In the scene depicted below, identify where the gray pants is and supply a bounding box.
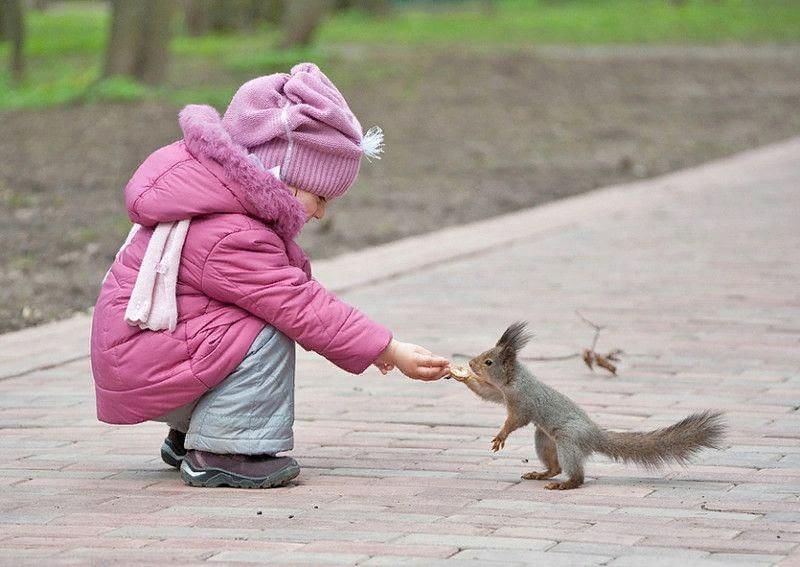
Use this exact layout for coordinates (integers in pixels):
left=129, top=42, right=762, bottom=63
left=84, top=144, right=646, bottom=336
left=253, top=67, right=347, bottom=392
left=155, top=325, right=295, bottom=455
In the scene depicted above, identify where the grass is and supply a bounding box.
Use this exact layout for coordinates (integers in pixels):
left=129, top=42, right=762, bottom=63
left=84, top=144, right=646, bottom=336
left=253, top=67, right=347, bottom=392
left=1, top=0, right=799, bottom=111
left=323, top=0, right=800, bottom=45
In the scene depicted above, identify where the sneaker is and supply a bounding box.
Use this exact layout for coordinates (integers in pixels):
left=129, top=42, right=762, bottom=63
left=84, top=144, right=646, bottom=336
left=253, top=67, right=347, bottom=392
left=180, top=450, right=300, bottom=489
left=160, top=429, right=187, bottom=469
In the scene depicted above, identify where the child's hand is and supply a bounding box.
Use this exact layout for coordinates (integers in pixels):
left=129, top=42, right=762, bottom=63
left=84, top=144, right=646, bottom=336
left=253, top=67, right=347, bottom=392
left=375, top=340, right=450, bottom=381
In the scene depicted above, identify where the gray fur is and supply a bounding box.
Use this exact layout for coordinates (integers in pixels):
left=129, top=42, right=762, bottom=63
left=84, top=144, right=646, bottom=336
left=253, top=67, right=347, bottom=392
left=461, top=375, right=505, bottom=405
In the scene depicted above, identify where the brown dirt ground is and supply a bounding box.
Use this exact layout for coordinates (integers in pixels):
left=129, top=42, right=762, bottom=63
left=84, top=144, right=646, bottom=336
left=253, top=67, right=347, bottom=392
left=2, top=45, right=799, bottom=333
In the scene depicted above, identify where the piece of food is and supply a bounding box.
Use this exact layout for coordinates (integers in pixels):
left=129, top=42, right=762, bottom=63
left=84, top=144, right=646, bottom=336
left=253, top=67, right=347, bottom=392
left=449, top=365, right=471, bottom=380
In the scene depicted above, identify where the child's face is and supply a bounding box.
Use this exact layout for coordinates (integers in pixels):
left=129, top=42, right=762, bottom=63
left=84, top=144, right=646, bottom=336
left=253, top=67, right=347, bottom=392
left=291, top=187, right=328, bottom=222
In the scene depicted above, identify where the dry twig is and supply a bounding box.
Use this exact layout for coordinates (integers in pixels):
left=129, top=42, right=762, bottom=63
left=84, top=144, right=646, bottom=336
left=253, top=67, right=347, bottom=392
left=573, top=310, right=621, bottom=375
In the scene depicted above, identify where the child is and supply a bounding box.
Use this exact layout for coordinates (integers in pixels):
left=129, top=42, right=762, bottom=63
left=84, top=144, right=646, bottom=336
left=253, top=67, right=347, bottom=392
left=90, top=63, right=451, bottom=489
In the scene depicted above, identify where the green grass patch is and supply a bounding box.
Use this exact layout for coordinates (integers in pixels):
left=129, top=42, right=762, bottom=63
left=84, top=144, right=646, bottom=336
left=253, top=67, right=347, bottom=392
left=1, top=0, right=799, bottom=111
left=17, top=4, right=107, bottom=57
left=163, top=86, right=235, bottom=111
left=322, top=0, right=800, bottom=45
left=225, top=46, right=328, bottom=74
left=81, top=76, right=150, bottom=104
left=0, top=58, right=97, bottom=108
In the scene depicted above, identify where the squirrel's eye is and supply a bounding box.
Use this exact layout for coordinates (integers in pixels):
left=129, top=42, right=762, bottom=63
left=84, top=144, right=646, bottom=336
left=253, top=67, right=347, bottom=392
left=484, top=359, right=493, bottom=366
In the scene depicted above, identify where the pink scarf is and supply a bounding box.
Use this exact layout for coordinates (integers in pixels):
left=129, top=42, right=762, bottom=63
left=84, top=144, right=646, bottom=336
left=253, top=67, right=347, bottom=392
left=123, top=220, right=190, bottom=332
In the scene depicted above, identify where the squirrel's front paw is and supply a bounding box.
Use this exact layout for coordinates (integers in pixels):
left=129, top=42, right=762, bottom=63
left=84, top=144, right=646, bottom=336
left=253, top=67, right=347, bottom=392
left=491, top=436, right=505, bottom=452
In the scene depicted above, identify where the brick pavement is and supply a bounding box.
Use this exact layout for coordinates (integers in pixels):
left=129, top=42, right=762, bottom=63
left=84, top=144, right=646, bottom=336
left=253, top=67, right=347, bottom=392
left=1, top=138, right=799, bottom=565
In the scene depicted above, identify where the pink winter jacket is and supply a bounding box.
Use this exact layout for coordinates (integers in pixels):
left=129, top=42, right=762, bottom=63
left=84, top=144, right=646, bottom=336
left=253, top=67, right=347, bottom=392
left=90, top=105, right=392, bottom=424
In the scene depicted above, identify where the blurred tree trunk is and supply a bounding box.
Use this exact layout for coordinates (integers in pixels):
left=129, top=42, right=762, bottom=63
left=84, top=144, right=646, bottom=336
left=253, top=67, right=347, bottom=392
left=252, top=0, right=284, bottom=26
left=2, top=0, right=25, bottom=83
left=186, top=0, right=279, bottom=35
left=185, top=0, right=212, bottom=36
left=335, top=0, right=391, bottom=16
left=208, top=0, right=244, bottom=31
left=280, top=0, right=334, bottom=49
left=352, top=0, right=392, bottom=17
left=137, top=0, right=174, bottom=84
left=105, top=0, right=147, bottom=78
left=0, top=2, right=7, bottom=42
left=104, top=0, right=174, bottom=85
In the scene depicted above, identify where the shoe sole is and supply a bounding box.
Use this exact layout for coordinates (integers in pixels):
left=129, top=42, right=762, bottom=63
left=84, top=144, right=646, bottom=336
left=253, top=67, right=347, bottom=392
left=180, top=459, right=300, bottom=489
left=160, top=442, right=186, bottom=469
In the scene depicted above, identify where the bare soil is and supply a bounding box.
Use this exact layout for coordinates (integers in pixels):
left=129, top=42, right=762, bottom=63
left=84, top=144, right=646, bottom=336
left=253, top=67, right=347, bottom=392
left=2, top=45, right=799, bottom=333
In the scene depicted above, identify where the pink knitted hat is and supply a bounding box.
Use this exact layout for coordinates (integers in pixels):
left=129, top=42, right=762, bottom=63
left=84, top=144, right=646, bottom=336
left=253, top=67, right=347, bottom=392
left=221, top=63, right=383, bottom=199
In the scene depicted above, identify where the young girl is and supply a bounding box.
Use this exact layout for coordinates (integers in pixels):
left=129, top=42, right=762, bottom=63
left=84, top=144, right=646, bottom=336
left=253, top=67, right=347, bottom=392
left=90, top=63, right=451, bottom=489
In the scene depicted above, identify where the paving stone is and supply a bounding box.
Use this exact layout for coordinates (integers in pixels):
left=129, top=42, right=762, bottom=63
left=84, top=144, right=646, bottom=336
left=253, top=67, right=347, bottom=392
left=549, top=541, right=631, bottom=556
left=361, top=557, right=525, bottom=567
left=610, top=506, right=761, bottom=522
left=608, top=557, right=755, bottom=567
left=106, top=525, right=398, bottom=544
left=56, top=547, right=215, bottom=563
left=208, top=550, right=370, bottom=564
left=584, top=522, right=740, bottom=541
left=737, top=531, right=800, bottom=544
left=452, top=548, right=608, bottom=565
left=639, top=536, right=798, bottom=555
left=393, top=533, right=556, bottom=551
left=299, top=541, right=459, bottom=558
left=709, top=553, right=787, bottom=564
left=614, top=546, right=710, bottom=560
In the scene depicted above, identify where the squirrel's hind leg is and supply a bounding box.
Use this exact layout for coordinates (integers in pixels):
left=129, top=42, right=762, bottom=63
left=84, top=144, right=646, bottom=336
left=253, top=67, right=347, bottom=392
left=522, top=428, right=561, bottom=480
left=544, top=441, right=585, bottom=490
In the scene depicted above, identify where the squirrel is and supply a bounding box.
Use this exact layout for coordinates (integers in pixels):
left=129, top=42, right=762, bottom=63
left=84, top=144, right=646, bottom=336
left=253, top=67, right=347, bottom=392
left=450, top=321, right=725, bottom=490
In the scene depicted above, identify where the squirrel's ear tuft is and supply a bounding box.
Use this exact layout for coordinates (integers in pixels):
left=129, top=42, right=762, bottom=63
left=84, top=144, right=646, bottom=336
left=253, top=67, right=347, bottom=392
left=497, top=321, right=533, bottom=356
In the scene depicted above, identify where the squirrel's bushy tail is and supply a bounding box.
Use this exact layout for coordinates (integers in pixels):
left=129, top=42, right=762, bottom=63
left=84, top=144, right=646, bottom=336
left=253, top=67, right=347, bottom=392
left=596, top=411, right=725, bottom=469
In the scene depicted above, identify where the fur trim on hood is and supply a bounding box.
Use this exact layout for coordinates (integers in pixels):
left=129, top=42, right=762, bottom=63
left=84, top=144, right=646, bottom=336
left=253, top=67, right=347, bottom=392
left=179, top=104, right=307, bottom=241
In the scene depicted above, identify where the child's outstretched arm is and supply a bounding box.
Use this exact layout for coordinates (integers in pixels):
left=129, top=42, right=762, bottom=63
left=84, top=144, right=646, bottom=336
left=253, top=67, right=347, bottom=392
left=200, top=228, right=450, bottom=380
left=374, top=340, right=450, bottom=381
left=201, top=228, right=393, bottom=375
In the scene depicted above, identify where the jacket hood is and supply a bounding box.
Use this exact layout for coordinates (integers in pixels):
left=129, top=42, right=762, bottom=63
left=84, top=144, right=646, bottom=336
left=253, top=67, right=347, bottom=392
left=124, top=104, right=307, bottom=240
